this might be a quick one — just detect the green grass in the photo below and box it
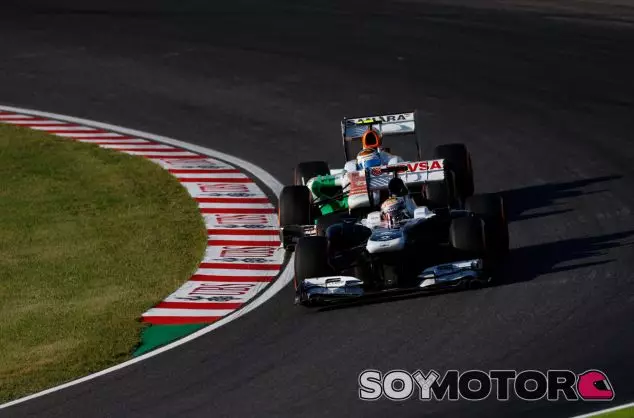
[0,124,207,402]
[594,405,634,418]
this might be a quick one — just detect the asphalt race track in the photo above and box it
[1,1,633,417]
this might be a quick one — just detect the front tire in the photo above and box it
[465,193,509,258]
[279,185,313,227]
[294,237,333,290]
[450,216,486,255]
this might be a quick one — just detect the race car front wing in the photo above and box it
[295,258,486,306]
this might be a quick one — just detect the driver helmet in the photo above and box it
[356,148,382,170]
[361,128,382,150]
[381,197,409,228]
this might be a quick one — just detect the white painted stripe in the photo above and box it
[152,158,235,170]
[2,120,67,125]
[77,139,150,144]
[195,268,280,276]
[185,182,266,198]
[30,126,98,131]
[570,402,634,418]
[142,308,235,317]
[204,214,280,229]
[198,202,275,209]
[207,225,280,232]
[53,132,126,138]
[121,150,200,157]
[173,172,248,179]
[98,144,178,150]
[0,114,33,119]
[207,235,280,242]
[204,244,283,259]
[0,105,292,411]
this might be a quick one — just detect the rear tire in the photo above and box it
[426,169,456,208]
[279,186,313,227]
[294,161,330,186]
[294,237,333,290]
[433,144,474,202]
[465,194,509,258]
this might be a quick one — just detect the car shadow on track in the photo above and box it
[313,176,628,311]
[315,231,633,312]
[500,230,634,285]
[500,175,621,222]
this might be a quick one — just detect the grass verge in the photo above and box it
[0,124,206,402]
[593,405,634,418]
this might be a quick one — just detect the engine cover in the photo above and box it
[366,228,405,254]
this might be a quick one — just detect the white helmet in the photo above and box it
[381,197,409,228]
[356,148,382,170]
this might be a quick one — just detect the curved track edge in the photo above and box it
[0,104,294,410]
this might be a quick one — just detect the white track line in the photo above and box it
[0,104,293,410]
[3,120,67,125]
[53,132,127,138]
[30,126,99,131]
[0,114,34,119]
[570,401,634,418]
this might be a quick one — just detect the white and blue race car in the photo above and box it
[292,167,509,306]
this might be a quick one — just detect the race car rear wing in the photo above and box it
[366,159,446,192]
[346,159,446,210]
[341,110,423,162]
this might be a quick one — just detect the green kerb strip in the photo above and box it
[134,324,208,356]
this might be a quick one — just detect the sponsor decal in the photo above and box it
[154,158,232,169]
[348,171,367,196]
[185,283,256,296]
[205,246,281,264]
[405,160,443,172]
[198,184,251,193]
[369,160,443,177]
[176,295,241,302]
[204,214,278,230]
[197,192,257,197]
[358,369,615,402]
[213,214,273,225]
[351,113,413,125]
[212,224,270,229]
[185,182,265,198]
[211,257,277,263]
[219,247,277,258]
[168,281,266,302]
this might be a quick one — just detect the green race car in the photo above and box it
[278,111,475,250]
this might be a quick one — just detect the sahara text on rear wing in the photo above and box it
[340,110,424,162]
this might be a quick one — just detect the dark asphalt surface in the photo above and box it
[1,1,633,417]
